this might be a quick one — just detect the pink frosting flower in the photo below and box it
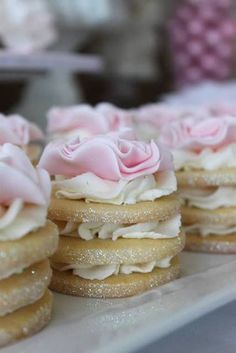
[38,135,173,181]
[160,116,236,151]
[47,103,132,137]
[96,103,133,131]
[0,143,51,206]
[0,114,44,145]
[134,103,188,129]
[47,105,108,135]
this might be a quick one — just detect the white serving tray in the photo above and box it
[2,252,236,353]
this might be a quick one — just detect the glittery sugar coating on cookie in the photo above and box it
[48,194,181,224]
[50,257,180,298]
[0,290,53,347]
[51,231,185,266]
[176,168,236,187]
[185,233,236,253]
[182,206,236,226]
[0,260,52,317]
[0,220,58,280]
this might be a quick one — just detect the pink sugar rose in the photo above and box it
[0,143,50,206]
[96,103,132,131]
[47,103,132,138]
[0,114,44,145]
[38,134,173,181]
[47,105,108,135]
[160,116,236,151]
[134,103,189,129]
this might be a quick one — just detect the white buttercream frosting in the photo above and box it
[173,144,236,171]
[0,199,47,241]
[180,186,236,210]
[55,256,173,280]
[184,223,236,237]
[53,171,177,205]
[61,214,181,240]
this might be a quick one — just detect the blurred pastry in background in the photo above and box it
[47,102,132,141]
[132,103,207,141]
[161,114,236,253]
[0,113,44,163]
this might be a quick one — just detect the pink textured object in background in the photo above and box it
[47,105,109,134]
[160,115,236,152]
[47,103,132,140]
[0,114,44,145]
[169,0,236,87]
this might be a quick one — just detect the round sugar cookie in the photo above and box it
[176,168,236,188]
[0,220,58,280]
[182,206,236,226]
[0,260,52,317]
[185,233,236,253]
[48,195,181,224]
[50,257,180,298]
[51,231,185,266]
[0,289,53,347]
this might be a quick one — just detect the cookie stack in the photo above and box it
[161,115,236,253]
[0,144,58,347]
[39,134,184,298]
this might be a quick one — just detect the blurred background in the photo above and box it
[0,0,236,128]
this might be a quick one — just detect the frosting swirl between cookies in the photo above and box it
[53,256,173,280]
[61,214,181,240]
[180,186,236,210]
[184,223,236,237]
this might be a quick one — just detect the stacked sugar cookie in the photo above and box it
[0,144,58,347]
[39,133,184,298]
[161,115,236,253]
[0,113,44,163]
